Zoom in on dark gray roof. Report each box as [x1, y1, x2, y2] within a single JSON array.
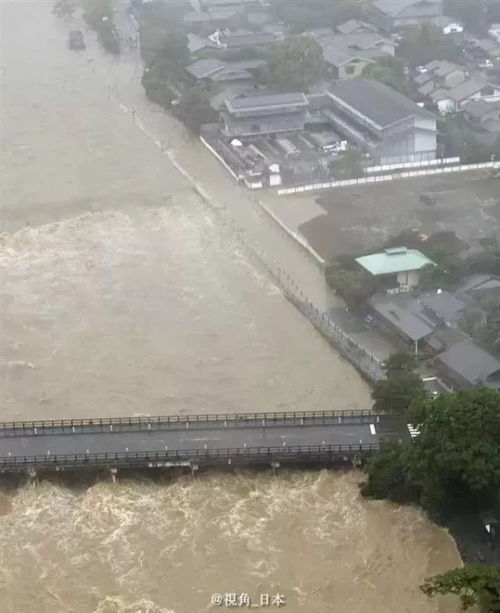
[[226, 92, 309, 113], [209, 67, 253, 82], [220, 32, 276, 47], [419, 291, 466, 323], [336, 19, 377, 34], [373, 0, 441, 18], [463, 99, 497, 120], [447, 79, 486, 102], [368, 293, 436, 341], [436, 340, 500, 386], [327, 78, 435, 128], [427, 328, 470, 352], [185, 58, 226, 80]]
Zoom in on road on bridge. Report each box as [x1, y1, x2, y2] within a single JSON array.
[[0, 411, 405, 471]]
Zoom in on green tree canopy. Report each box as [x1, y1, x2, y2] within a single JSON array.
[[397, 24, 463, 67], [361, 57, 408, 94], [262, 36, 323, 91], [52, 0, 77, 19], [421, 565, 500, 611], [172, 88, 216, 133], [329, 148, 363, 180], [363, 388, 500, 518], [138, 2, 188, 69], [371, 354, 425, 414]]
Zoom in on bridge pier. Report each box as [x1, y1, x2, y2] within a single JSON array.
[[351, 455, 362, 469]]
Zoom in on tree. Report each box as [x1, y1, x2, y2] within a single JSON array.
[[421, 565, 500, 611], [397, 24, 463, 67], [329, 148, 363, 179], [383, 352, 418, 374], [362, 57, 408, 95], [362, 388, 500, 518], [82, 0, 120, 55], [172, 88, 216, 133], [52, 0, 77, 19], [444, 0, 489, 35], [262, 36, 323, 91], [138, 2, 188, 69], [360, 442, 416, 502], [371, 355, 425, 414]]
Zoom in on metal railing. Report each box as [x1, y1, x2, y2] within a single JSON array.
[[0, 443, 380, 471], [0, 409, 382, 435]]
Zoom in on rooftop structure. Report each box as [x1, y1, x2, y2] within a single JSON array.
[[329, 78, 435, 130], [435, 340, 500, 389], [221, 92, 309, 138], [356, 247, 434, 276], [371, 0, 443, 30]]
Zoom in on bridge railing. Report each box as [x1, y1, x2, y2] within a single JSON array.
[[0, 443, 381, 471], [0, 409, 383, 434]]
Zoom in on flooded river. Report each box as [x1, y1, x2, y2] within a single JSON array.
[[0, 3, 461, 612]]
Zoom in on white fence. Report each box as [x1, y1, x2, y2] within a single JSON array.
[[278, 160, 500, 196], [366, 157, 461, 174]]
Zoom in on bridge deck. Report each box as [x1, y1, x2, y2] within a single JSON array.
[[0, 412, 403, 472]]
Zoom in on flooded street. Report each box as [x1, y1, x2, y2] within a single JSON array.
[[0, 3, 461, 612]]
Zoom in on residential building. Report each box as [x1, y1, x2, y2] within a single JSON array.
[[311, 30, 396, 79], [436, 16, 464, 35], [210, 28, 278, 50], [431, 80, 500, 113], [415, 60, 468, 89], [370, 0, 443, 31], [185, 58, 254, 90], [336, 19, 379, 35], [474, 38, 500, 59], [463, 100, 500, 126], [368, 291, 436, 350], [200, 0, 261, 8], [489, 23, 500, 44], [220, 92, 309, 138], [356, 246, 435, 291], [435, 340, 500, 389], [324, 78, 438, 164]]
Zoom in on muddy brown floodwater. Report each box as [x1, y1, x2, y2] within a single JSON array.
[[0, 3, 461, 612]]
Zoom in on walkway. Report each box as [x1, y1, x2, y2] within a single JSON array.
[[0, 411, 404, 472]]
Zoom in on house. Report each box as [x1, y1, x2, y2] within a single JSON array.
[[415, 61, 468, 102], [489, 24, 500, 44], [435, 340, 500, 389], [310, 30, 396, 79], [324, 78, 438, 164], [368, 292, 436, 350], [200, 0, 261, 8], [474, 38, 500, 59], [435, 15, 464, 35], [356, 246, 435, 291], [336, 19, 379, 35], [187, 32, 219, 56], [211, 28, 278, 50], [370, 0, 443, 31], [463, 100, 500, 125], [432, 80, 500, 113], [220, 92, 309, 138]]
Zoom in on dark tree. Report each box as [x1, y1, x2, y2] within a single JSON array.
[[421, 565, 500, 611], [263, 36, 323, 91]]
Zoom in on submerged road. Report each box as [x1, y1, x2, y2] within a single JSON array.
[[0, 411, 404, 472]]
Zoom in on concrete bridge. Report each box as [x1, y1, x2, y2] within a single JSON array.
[[0, 411, 404, 474]]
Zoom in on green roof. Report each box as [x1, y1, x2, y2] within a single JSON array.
[[355, 248, 434, 276]]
